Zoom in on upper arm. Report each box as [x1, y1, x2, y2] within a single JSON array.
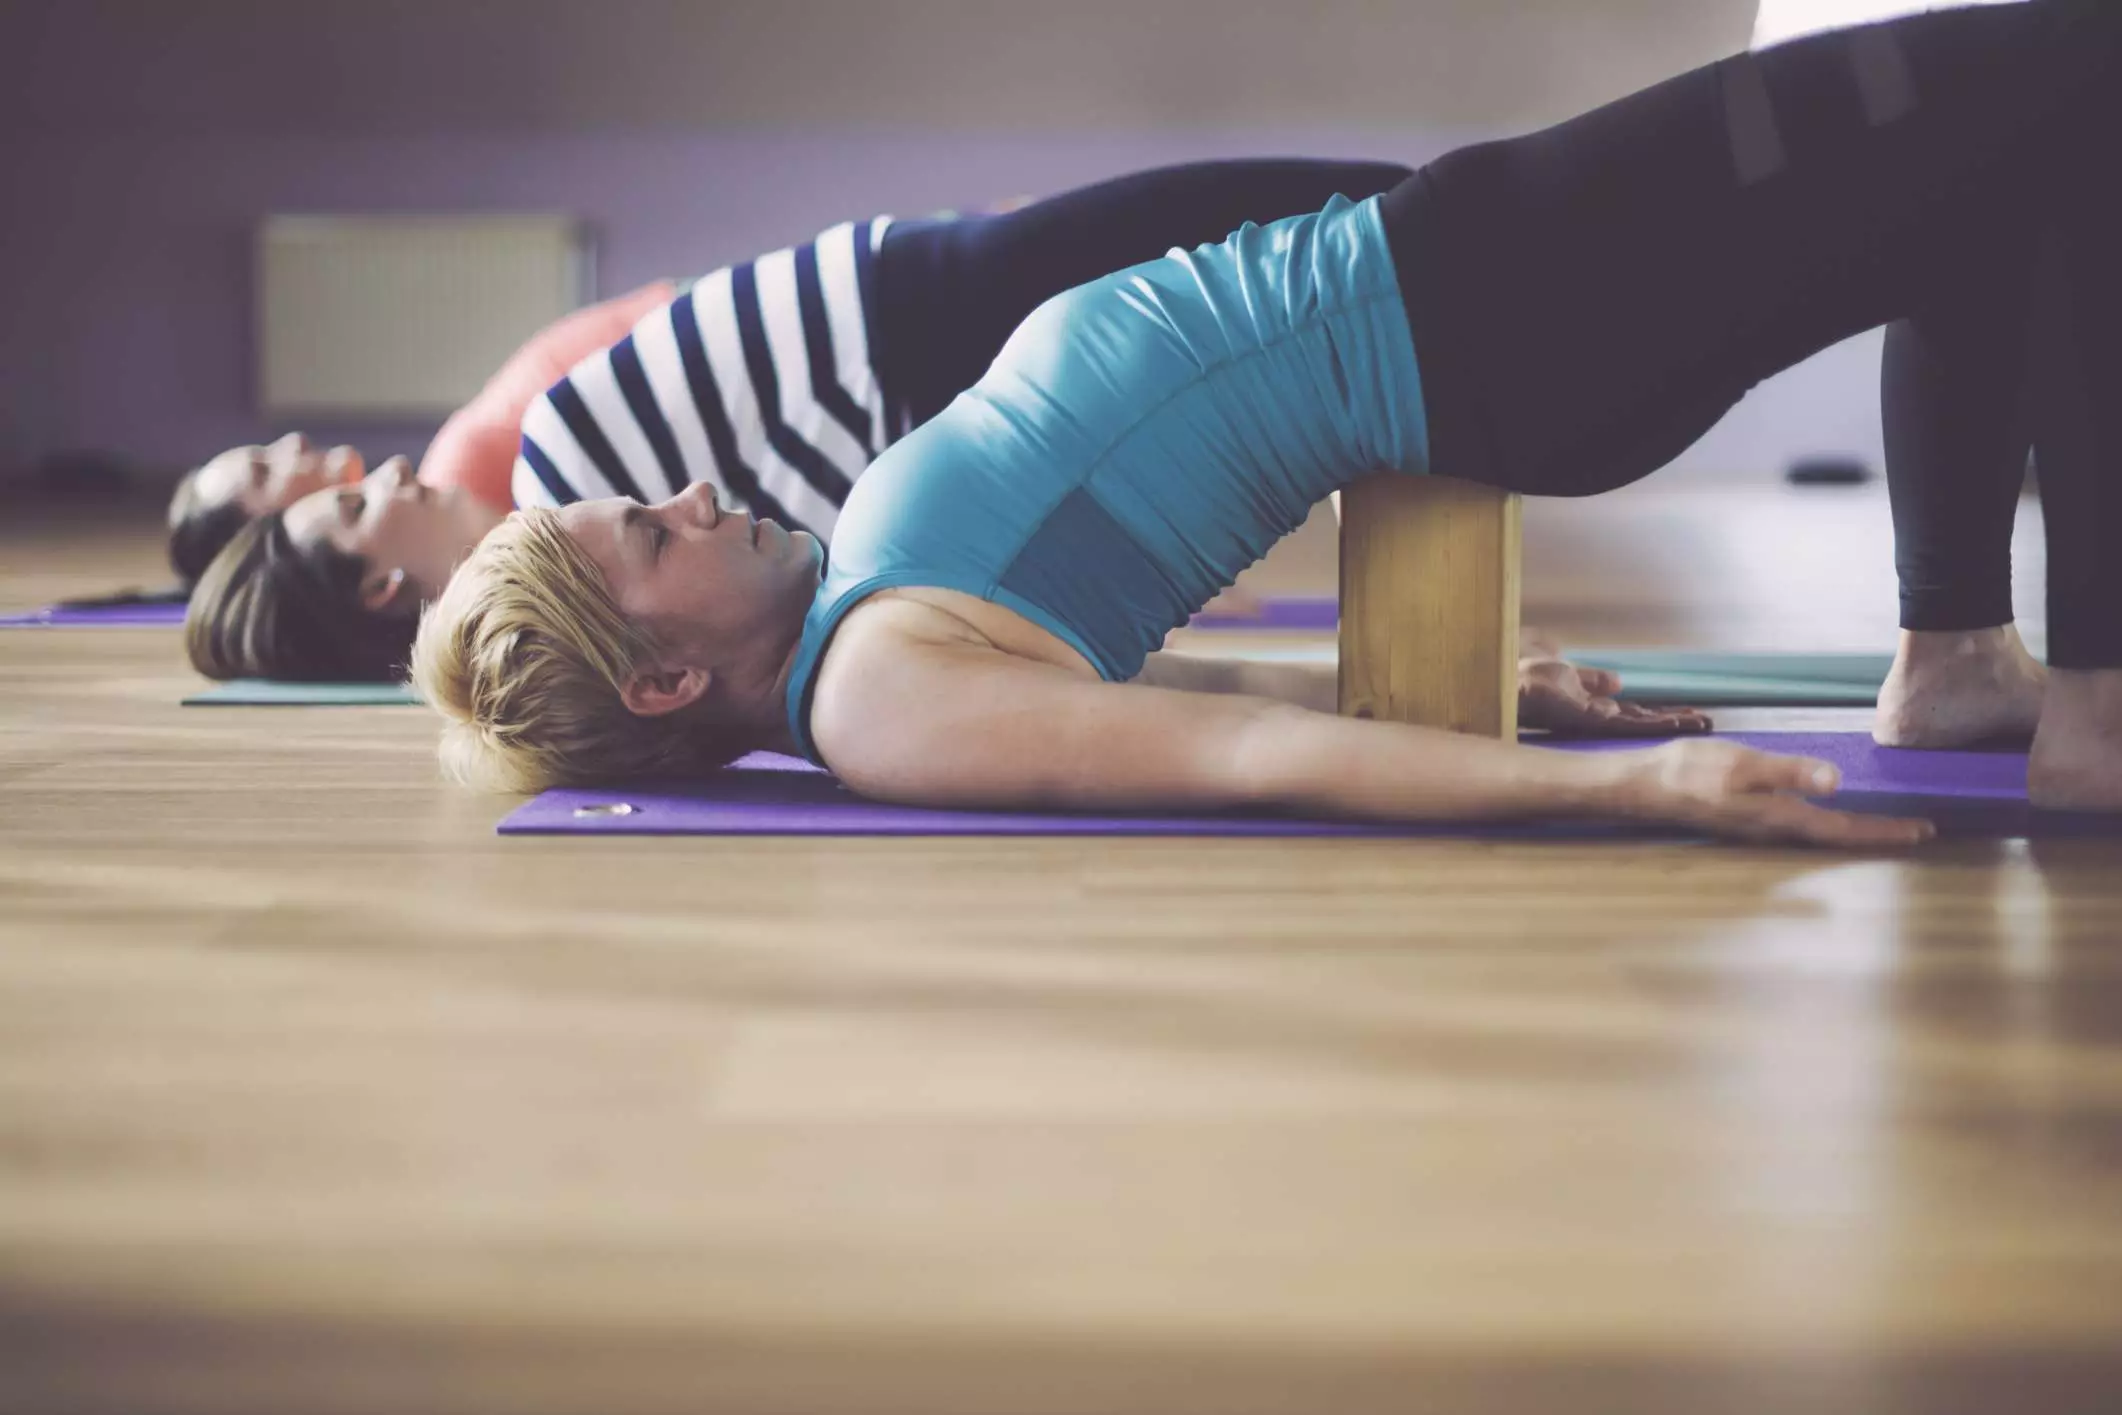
[[419, 413, 522, 513], [1136, 650, 1339, 714], [810, 629, 1302, 813]]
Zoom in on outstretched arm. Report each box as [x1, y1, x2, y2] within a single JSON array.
[[810, 632, 1930, 847]]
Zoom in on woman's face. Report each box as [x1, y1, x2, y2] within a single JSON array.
[[192, 432, 364, 517], [280, 456, 508, 612], [558, 482, 824, 667]]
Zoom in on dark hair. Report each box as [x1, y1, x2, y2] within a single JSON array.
[[167, 466, 256, 585], [184, 511, 417, 682]]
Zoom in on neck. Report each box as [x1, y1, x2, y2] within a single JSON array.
[[709, 627, 809, 758], [754, 631, 807, 756]]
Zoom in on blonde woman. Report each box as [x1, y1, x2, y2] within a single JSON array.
[[419, 3, 2122, 843]]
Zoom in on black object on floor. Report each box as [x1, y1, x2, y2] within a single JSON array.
[[1786, 455, 1875, 486]]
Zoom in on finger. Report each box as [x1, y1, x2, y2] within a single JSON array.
[[1605, 711, 1710, 738], [1742, 797, 1936, 849], [1538, 700, 1677, 738], [1627, 708, 1714, 735], [1589, 699, 1695, 728], [1576, 668, 1622, 696], [1731, 750, 1842, 797]]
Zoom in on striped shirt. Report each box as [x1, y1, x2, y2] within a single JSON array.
[[513, 217, 900, 542]]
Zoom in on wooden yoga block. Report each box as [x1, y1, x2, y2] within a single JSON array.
[[1337, 473, 1522, 739]]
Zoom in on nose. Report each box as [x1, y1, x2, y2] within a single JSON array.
[[326, 445, 366, 484], [671, 480, 721, 528], [368, 456, 417, 493]]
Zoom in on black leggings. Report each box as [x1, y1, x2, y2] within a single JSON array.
[[1380, 0, 2122, 668], [874, 157, 1413, 432]]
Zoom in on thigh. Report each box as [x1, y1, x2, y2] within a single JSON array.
[[1384, 0, 2120, 497]]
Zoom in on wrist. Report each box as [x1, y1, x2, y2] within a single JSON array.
[[1538, 744, 1652, 818]]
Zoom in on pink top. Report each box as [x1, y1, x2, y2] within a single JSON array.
[[417, 280, 678, 511]]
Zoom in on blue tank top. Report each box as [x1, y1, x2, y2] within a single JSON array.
[[783, 194, 1430, 762]]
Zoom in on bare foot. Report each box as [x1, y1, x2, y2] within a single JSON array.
[[1873, 626, 2047, 749], [2029, 668, 2122, 811]]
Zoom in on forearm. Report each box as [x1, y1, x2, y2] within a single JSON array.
[[1232, 702, 1635, 823]]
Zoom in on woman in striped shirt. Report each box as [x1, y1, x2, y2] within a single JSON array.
[[183, 158, 1413, 682]]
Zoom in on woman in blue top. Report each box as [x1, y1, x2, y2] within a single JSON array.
[[416, 1, 2122, 845]]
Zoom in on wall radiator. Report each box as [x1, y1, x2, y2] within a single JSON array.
[[256, 214, 589, 418]]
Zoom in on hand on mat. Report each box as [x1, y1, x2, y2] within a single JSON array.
[[1627, 740, 1935, 848], [1518, 656, 1712, 738], [1519, 626, 1562, 660]]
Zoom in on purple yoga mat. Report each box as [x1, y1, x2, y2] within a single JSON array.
[[0, 601, 188, 628], [500, 733, 2116, 840], [1189, 595, 1337, 631]]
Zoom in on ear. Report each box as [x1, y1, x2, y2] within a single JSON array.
[[622, 664, 712, 719], [359, 567, 411, 613]]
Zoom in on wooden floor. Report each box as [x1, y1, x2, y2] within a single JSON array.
[[2, 485, 2117, 1415]]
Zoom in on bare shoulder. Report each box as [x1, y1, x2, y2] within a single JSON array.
[[814, 591, 993, 703], [814, 585, 1099, 734], [807, 591, 1013, 782]]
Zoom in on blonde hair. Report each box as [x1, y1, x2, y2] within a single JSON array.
[[409, 507, 748, 793]]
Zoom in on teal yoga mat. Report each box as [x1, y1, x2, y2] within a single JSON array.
[[183, 679, 421, 707], [1216, 645, 1897, 706]]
